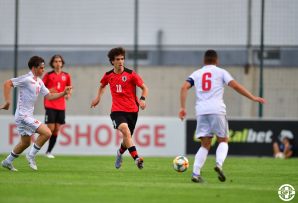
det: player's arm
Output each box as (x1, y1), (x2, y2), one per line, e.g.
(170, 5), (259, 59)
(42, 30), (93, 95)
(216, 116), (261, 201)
(228, 80), (266, 104)
(138, 83), (148, 110)
(0, 80), (13, 110)
(45, 86), (72, 101)
(65, 74), (72, 100)
(91, 84), (106, 108)
(179, 80), (192, 120)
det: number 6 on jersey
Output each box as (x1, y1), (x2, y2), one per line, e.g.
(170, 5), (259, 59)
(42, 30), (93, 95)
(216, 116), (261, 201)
(202, 72), (212, 91)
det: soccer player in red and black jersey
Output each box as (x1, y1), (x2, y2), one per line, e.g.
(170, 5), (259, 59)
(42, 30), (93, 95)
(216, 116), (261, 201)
(43, 55), (72, 158)
(91, 47), (148, 169)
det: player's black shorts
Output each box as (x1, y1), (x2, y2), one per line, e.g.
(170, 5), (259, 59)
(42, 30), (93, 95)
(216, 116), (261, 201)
(110, 111), (138, 135)
(45, 108), (65, 124)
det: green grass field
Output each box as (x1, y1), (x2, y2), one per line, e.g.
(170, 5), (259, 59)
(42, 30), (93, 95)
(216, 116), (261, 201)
(0, 155), (297, 203)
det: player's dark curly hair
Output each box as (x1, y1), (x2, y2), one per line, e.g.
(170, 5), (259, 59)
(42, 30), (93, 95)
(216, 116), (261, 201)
(204, 49), (218, 64)
(49, 54), (65, 68)
(108, 47), (126, 65)
(28, 56), (45, 70)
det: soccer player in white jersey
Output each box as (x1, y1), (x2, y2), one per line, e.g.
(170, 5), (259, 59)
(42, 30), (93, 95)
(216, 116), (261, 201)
(179, 50), (266, 183)
(0, 56), (72, 171)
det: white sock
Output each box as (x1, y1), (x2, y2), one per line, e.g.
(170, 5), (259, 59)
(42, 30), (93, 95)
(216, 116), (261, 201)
(216, 142), (229, 168)
(6, 151), (19, 163)
(28, 143), (41, 157)
(193, 146), (209, 176)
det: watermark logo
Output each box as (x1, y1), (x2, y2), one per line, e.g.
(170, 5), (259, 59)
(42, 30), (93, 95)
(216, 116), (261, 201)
(278, 184), (295, 201)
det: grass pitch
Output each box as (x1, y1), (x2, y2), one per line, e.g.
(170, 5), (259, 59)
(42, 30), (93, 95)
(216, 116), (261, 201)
(0, 155), (297, 203)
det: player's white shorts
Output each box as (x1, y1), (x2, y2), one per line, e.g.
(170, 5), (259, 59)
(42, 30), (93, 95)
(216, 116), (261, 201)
(195, 114), (229, 138)
(15, 116), (42, 136)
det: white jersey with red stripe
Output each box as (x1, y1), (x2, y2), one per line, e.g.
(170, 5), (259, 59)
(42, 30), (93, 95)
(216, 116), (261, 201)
(187, 65), (234, 116)
(11, 71), (49, 119)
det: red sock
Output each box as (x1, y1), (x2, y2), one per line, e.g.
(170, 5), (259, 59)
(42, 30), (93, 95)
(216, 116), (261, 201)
(119, 143), (127, 154)
(128, 146), (139, 160)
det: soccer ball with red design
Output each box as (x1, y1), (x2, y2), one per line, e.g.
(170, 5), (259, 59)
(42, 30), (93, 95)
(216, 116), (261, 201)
(173, 156), (189, 172)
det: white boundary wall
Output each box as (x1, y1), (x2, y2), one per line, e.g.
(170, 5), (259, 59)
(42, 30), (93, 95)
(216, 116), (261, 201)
(0, 116), (185, 156)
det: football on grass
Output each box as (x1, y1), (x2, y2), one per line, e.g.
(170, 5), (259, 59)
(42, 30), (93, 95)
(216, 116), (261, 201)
(173, 156), (189, 172)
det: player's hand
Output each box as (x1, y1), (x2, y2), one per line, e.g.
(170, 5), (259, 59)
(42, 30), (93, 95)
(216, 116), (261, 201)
(179, 108), (186, 121)
(91, 97), (100, 108)
(0, 101), (10, 110)
(139, 100), (146, 110)
(49, 88), (58, 93)
(65, 94), (71, 100)
(64, 86), (72, 95)
(254, 97), (267, 104)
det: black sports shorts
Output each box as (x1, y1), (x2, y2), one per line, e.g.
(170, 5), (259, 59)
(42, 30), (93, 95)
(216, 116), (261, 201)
(45, 108), (66, 124)
(110, 111), (138, 135)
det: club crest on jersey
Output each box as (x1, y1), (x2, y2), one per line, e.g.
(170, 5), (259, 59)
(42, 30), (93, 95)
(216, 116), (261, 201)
(61, 75), (66, 81)
(122, 76), (127, 82)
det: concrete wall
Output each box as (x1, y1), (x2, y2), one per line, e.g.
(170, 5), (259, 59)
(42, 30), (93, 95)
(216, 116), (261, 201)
(1, 65), (298, 119)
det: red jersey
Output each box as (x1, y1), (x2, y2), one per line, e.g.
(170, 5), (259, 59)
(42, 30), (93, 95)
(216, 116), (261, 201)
(100, 68), (144, 112)
(43, 71), (71, 110)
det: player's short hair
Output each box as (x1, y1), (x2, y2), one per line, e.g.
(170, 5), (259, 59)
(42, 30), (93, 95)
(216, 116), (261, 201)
(49, 54), (65, 68)
(28, 56), (45, 70)
(204, 49), (218, 64)
(108, 47), (126, 65)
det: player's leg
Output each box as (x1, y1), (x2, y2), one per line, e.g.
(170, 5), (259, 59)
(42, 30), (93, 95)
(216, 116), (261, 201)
(47, 110), (65, 157)
(127, 112), (143, 169)
(192, 115), (211, 183)
(45, 108), (59, 158)
(111, 112), (126, 169)
(26, 124), (52, 170)
(46, 123), (56, 158)
(118, 123), (143, 169)
(214, 136), (228, 182)
(192, 137), (212, 183)
(2, 135), (31, 171)
(212, 115), (229, 182)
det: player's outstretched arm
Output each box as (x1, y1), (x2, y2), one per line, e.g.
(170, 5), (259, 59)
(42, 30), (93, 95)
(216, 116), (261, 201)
(91, 84), (106, 108)
(0, 80), (13, 110)
(45, 86), (72, 101)
(228, 80), (266, 104)
(179, 81), (192, 120)
(139, 83), (148, 110)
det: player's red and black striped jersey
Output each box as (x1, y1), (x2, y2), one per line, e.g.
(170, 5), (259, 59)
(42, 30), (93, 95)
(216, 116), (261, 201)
(100, 68), (144, 112)
(43, 71), (71, 110)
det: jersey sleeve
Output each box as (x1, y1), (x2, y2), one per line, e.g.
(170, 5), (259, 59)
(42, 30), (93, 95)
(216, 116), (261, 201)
(222, 69), (234, 85)
(40, 81), (50, 96)
(132, 72), (144, 87)
(11, 74), (28, 87)
(100, 73), (109, 86)
(67, 73), (72, 86)
(186, 71), (196, 87)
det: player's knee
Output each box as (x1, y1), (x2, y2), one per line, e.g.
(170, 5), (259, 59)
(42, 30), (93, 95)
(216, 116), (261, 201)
(201, 138), (212, 150)
(44, 129), (52, 139)
(118, 123), (130, 137)
(217, 136), (228, 143)
(21, 139), (31, 148)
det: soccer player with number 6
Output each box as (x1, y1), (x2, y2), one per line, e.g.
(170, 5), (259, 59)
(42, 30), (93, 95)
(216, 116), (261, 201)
(91, 47), (148, 169)
(179, 50), (266, 183)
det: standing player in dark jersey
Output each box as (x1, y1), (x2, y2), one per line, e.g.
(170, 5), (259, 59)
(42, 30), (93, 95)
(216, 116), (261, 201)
(91, 47), (148, 169)
(43, 55), (72, 158)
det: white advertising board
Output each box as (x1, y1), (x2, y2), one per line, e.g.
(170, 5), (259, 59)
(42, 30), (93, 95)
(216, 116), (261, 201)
(0, 116), (185, 156)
